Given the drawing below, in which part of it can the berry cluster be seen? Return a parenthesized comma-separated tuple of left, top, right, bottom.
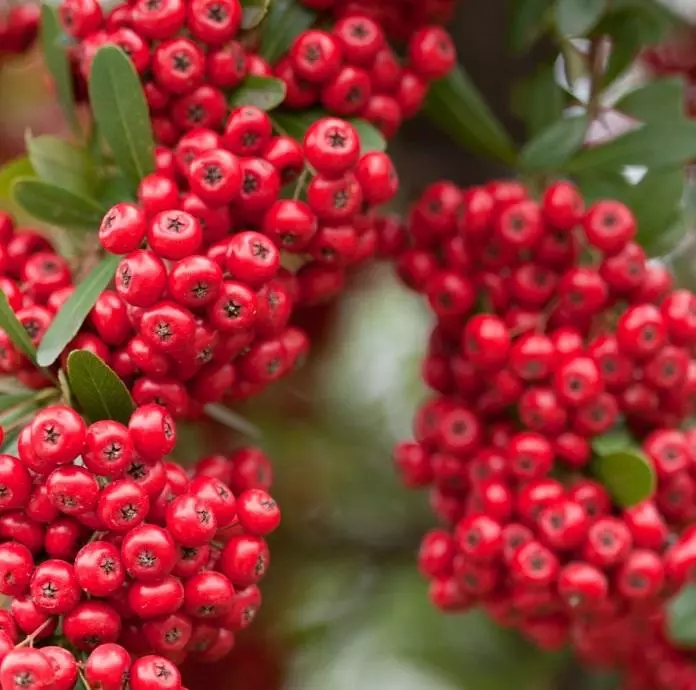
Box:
(279, 19, 456, 138)
(0, 401, 279, 687)
(385, 179, 696, 688)
(0, 2, 39, 56)
(300, 0, 459, 42)
(95, 114, 396, 414)
(0, 211, 73, 390)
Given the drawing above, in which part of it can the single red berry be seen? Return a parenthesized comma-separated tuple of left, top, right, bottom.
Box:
(263, 135, 305, 183)
(0, 453, 32, 510)
(127, 577, 184, 620)
(183, 570, 234, 618)
(85, 644, 131, 690)
(165, 494, 217, 546)
(408, 25, 456, 80)
(207, 42, 247, 89)
(332, 14, 384, 65)
(74, 541, 125, 597)
(115, 250, 167, 308)
(583, 200, 635, 255)
(462, 314, 510, 369)
(320, 66, 372, 115)
(142, 613, 192, 654)
(223, 106, 273, 157)
(236, 488, 280, 535)
(304, 117, 359, 178)
(537, 499, 589, 551)
(542, 180, 584, 231)
(661, 289, 696, 346)
(0, 542, 34, 596)
(152, 37, 205, 95)
(188, 148, 241, 205)
(121, 523, 177, 581)
(616, 304, 666, 360)
(290, 30, 342, 83)
(237, 157, 281, 212)
(30, 406, 86, 468)
(262, 199, 317, 251)
(46, 466, 99, 516)
(219, 534, 270, 587)
(615, 549, 664, 600)
(455, 513, 502, 562)
(557, 562, 608, 610)
(97, 480, 150, 533)
(83, 420, 133, 478)
(148, 210, 202, 260)
(29, 559, 80, 615)
(129, 404, 176, 460)
(129, 655, 181, 690)
(41, 647, 77, 690)
(226, 231, 280, 287)
(510, 541, 559, 588)
(0, 649, 54, 690)
(186, 0, 242, 44)
(129, 0, 185, 40)
(140, 301, 196, 355)
(583, 517, 632, 568)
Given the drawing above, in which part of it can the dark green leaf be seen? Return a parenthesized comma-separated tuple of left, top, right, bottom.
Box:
(576, 169, 632, 204)
(26, 135, 96, 196)
(630, 167, 685, 255)
(556, 0, 607, 36)
(40, 4, 80, 138)
(12, 178, 105, 231)
(241, 0, 270, 29)
(615, 77, 685, 123)
(67, 350, 134, 424)
(0, 157, 34, 199)
(272, 111, 386, 152)
(97, 173, 135, 207)
(508, 0, 553, 52)
(0, 393, 36, 414)
(229, 76, 287, 111)
(423, 66, 517, 165)
(512, 66, 565, 137)
(37, 255, 120, 367)
(667, 585, 696, 647)
(591, 437, 656, 507)
(566, 120, 696, 173)
(519, 114, 588, 171)
(0, 292, 37, 362)
(259, 0, 316, 64)
(88, 46, 155, 193)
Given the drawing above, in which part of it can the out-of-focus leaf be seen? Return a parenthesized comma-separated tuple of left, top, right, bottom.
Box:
(555, 0, 607, 36)
(0, 293, 37, 362)
(0, 157, 34, 199)
(26, 135, 95, 196)
(241, 0, 271, 29)
(229, 76, 287, 111)
(512, 66, 565, 137)
(423, 66, 517, 164)
(520, 114, 588, 171)
(508, 0, 553, 52)
(615, 78, 685, 123)
(259, 0, 315, 64)
(667, 585, 696, 647)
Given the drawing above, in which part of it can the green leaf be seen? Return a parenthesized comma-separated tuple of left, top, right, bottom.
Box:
(629, 167, 685, 255)
(0, 393, 36, 414)
(37, 255, 120, 367)
(12, 178, 105, 231)
(591, 436, 656, 507)
(0, 157, 34, 199)
(519, 114, 588, 171)
(555, 0, 607, 36)
(667, 585, 696, 647)
(512, 66, 565, 137)
(229, 76, 287, 111)
(0, 292, 37, 362)
(566, 120, 696, 173)
(97, 173, 135, 207)
(423, 66, 517, 165)
(26, 135, 96, 196)
(88, 45, 155, 193)
(40, 4, 80, 138)
(615, 77, 686, 123)
(272, 111, 386, 152)
(259, 0, 316, 64)
(508, 0, 553, 52)
(67, 350, 134, 424)
(241, 0, 271, 29)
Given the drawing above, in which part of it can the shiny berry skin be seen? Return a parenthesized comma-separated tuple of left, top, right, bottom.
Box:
(462, 315, 510, 369)
(262, 200, 317, 251)
(542, 180, 584, 231)
(46, 466, 99, 516)
(29, 559, 80, 615)
(582, 200, 635, 255)
(333, 15, 384, 65)
(290, 30, 342, 84)
(510, 541, 559, 588)
(129, 655, 181, 690)
(84, 644, 131, 690)
(0, 453, 31, 510)
(187, 0, 242, 44)
(148, 210, 202, 260)
(219, 534, 270, 587)
(84, 420, 133, 478)
(129, 404, 176, 461)
(188, 475, 236, 527)
(74, 541, 125, 597)
(304, 117, 359, 178)
(188, 148, 241, 205)
(226, 231, 280, 287)
(97, 480, 150, 533)
(129, 0, 185, 40)
(307, 172, 363, 222)
(121, 523, 177, 581)
(30, 406, 86, 468)
(537, 500, 589, 551)
(41, 647, 77, 690)
(165, 494, 217, 546)
(128, 576, 184, 620)
(142, 613, 192, 654)
(236, 488, 280, 535)
(553, 355, 602, 407)
(455, 514, 502, 562)
(223, 106, 273, 157)
(115, 250, 168, 308)
(408, 26, 456, 80)
(616, 304, 666, 360)
(557, 562, 608, 610)
(183, 570, 234, 618)
(0, 649, 54, 690)
(418, 530, 456, 578)
(207, 42, 247, 89)
(140, 301, 196, 355)
(616, 549, 664, 600)
(152, 38, 205, 95)
(506, 432, 553, 480)
(583, 517, 632, 568)
(0, 542, 34, 596)
(321, 65, 372, 115)
(354, 152, 399, 205)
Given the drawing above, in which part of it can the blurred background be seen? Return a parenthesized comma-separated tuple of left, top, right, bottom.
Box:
(1, 1, 680, 688)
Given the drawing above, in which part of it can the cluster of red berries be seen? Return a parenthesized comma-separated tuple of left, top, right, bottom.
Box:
(385, 178, 696, 689)
(0, 2, 39, 56)
(300, 0, 459, 42)
(278, 19, 456, 138)
(94, 113, 397, 414)
(0, 400, 280, 689)
(0, 211, 74, 390)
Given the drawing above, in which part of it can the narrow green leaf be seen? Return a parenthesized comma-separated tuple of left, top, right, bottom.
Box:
(667, 585, 696, 647)
(615, 77, 685, 123)
(229, 76, 287, 111)
(0, 157, 34, 199)
(88, 46, 155, 193)
(519, 114, 588, 171)
(508, 0, 554, 52)
(241, 0, 271, 29)
(259, 0, 316, 64)
(97, 173, 135, 207)
(67, 350, 134, 424)
(555, 0, 607, 36)
(272, 111, 386, 152)
(37, 255, 120, 367)
(40, 4, 80, 138)
(12, 178, 105, 231)
(591, 438, 656, 507)
(0, 292, 37, 362)
(0, 393, 35, 414)
(423, 66, 517, 165)
(512, 66, 565, 137)
(566, 121, 696, 173)
(26, 135, 96, 196)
